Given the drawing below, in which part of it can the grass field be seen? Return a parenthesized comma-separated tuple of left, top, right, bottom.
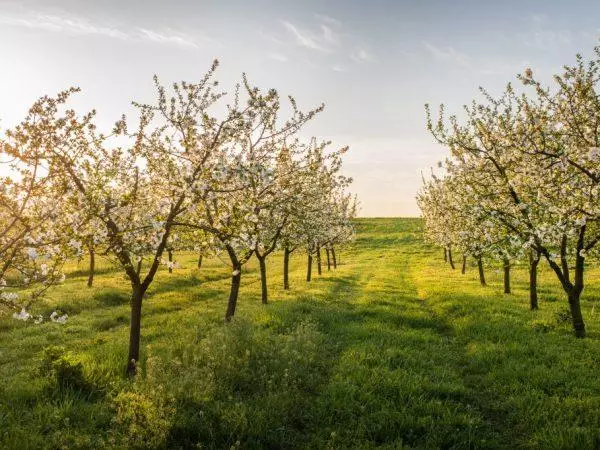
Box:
(2, 218, 600, 449)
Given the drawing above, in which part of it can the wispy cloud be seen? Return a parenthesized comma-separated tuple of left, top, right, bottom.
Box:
(0, 10, 202, 48)
(267, 53, 289, 63)
(515, 14, 573, 49)
(423, 42, 471, 68)
(281, 20, 334, 52)
(351, 47, 375, 63)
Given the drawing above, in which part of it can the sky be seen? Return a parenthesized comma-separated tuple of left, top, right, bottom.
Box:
(1, 0, 600, 216)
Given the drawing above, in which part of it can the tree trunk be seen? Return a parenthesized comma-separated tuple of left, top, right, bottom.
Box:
(568, 290, 586, 338)
(136, 259, 142, 277)
(477, 257, 486, 286)
(448, 246, 455, 269)
(126, 284, 145, 376)
(225, 265, 242, 321)
(316, 246, 322, 275)
(283, 247, 290, 290)
(331, 247, 337, 269)
(503, 258, 511, 294)
(307, 254, 312, 282)
(326, 247, 331, 271)
(258, 255, 268, 304)
(168, 250, 173, 274)
(529, 251, 539, 310)
(461, 254, 467, 275)
(197, 254, 203, 270)
(444, 247, 448, 262)
(87, 245, 95, 288)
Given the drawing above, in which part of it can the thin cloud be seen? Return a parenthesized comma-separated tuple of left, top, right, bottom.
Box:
(267, 53, 289, 63)
(423, 42, 472, 68)
(351, 47, 375, 63)
(314, 13, 342, 28)
(281, 20, 331, 52)
(0, 10, 201, 48)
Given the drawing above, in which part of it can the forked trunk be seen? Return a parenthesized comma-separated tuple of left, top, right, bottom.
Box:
(477, 257, 486, 286)
(283, 247, 290, 290)
(448, 246, 455, 269)
(307, 254, 313, 282)
(316, 246, 322, 275)
(126, 284, 146, 377)
(461, 254, 467, 275)
(258, 255, 268, 304)
(503, 258, 511, 294)
(529, 251, 539, 310)
(87, 245, 95, 288)
(326, 247, 331, 271)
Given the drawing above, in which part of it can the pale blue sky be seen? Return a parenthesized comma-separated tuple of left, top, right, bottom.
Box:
(1, 0, 599, 215)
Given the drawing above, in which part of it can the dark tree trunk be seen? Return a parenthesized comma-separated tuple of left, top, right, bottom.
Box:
(461, 254, 467, 275)
(126, 284, 146, 377)
(529, 251, 539, 310)
(326, 247, 331, 271)
(503, 258, 511, 294)
(226, 265, 242, 321)
(136, 259, 142, 277)
(168, 250, 173, 274)
(87, 246, 95, 287)
(331, 247, 337, 269)
(258, 255, 268, 304)
(568, 289, 585, 338)
(316, 246, 322, 275)
(307, 254, 313, 282)
(197, 254, 203, 270)
(448, 246, 455, 269)
(477, 257, 486, 286)
(444, 247, 448, 262)
(283, 247, 290, 290)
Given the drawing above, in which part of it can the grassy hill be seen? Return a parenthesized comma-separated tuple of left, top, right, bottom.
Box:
(2, 218, 600, 448)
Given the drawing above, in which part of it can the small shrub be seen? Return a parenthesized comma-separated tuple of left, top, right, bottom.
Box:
(39, 346, 97, 396)
(112, 389, 174, 449)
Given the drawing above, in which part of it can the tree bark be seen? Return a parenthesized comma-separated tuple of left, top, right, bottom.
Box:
(126, 284, 146, 377)
(197, 254, 203, 270)
(503, 258, 511, 294)
(283, 247, 290, 290)
(568, 289, 586, 338)
(226, 265, 242, 321)
(136, 259, 142, 277)
(477, 257, 486, 286)
(87, 245, 95, 288)
(168, 250, 173, 274)
(307, 254, 312, 282)
(326, 247, 331, 271)
(448, 246, 455, 269)
(529, 251, 539, 310)
(444, 247, 448, 262)
(461, 254, 467, 275)
(258, 255, 268, 304)
(316, 246, 322, 275)
(331, 247, 337, 269)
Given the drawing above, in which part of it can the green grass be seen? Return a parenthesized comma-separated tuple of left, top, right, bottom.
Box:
(2, 218, 600, 448)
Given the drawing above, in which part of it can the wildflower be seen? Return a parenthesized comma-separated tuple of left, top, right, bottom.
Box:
(13, 308, 31, 321)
